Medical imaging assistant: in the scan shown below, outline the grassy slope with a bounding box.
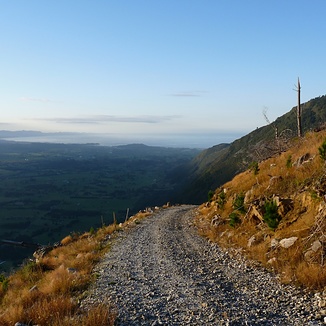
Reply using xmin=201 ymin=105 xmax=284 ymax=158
xmin=196 ymin=130 xmax=326 ymax=289
xmin=0 ymin=210 xmax=154 ymax=325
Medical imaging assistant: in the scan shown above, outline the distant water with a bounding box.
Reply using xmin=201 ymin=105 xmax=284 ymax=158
xmin=3 ymin=132 xmax=242 ymax=149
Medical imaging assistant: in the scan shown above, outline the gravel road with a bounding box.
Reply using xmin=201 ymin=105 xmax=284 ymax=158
xmin=82 ymin=205 xmax=323 ymax=325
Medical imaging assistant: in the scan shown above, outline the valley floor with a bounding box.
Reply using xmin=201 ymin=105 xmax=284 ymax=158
xmin=82 ymin=206 xmax=323 ymax=325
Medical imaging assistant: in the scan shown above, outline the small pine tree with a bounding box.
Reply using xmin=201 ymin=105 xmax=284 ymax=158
xmin=217 ymin=191 xmax=226 ymax=210
xmin=263 ymin=200 xmax=281 ymax=230
xmin=229 ymin=212 xmax=241 ymax=228
xmin=249 ymin=161 xmax=259 ymax=175
xmin=286 ymin=155 xmax=292 ymax=168
xmin=207 ymin=190 xmax=214 ymax=202
xmin=318 ymin=139 xmax=326 ymax=161
xmin=233 ymin=193 xmax=246 ymax=213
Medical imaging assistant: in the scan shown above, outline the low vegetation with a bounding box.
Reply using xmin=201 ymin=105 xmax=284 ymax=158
xmin=196 ymin=130 xmax=326 ymax=289
xmin=0 ymin=210 xmax=153 ymax=325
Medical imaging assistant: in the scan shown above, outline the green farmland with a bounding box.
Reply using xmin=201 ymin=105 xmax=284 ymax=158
xmin=0 ymin=140 xmax=199 ymax=272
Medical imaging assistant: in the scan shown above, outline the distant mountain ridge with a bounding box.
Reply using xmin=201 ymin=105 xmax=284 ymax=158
xmin=177 ymin=94 xmax=326 ymax=203
xmin=0 ymin=130 xmax=71 ymax=138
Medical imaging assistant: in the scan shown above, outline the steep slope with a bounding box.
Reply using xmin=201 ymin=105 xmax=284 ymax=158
xmin=196 ymin=129 xmax=326 ymax=290
xmin=179 ymin=94 xmax=326 ymax=203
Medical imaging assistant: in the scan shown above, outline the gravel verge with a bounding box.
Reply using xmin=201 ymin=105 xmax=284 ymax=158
xmin=82 ymin=205 xmax=324 ymax=325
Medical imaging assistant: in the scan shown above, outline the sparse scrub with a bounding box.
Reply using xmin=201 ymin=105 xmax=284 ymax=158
xmin=0 ymin=213 xmax=139 ymax=325
xmin=0 ymin=209 xmax=156 ymax=325
xmin=196 ymin=130 xmax=326 ymax=290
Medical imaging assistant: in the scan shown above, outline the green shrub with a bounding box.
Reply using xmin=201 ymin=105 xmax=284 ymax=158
xmin=229 ymin=212 xmax=241 ymax=228
xmin=0 ymin=274 xmax=9 ymax=292
xmin=232 ymin=193 xmax=246 ymax=213
xmin=319 ymin=139 xmax=326 ymax=161
xmin=263 ymin=200 xmax=281 ymax=230
xmin=286 ymin=155 xmax=292 ymax=168
xmin=249 ymin=161 xmax=259 ymax=175
xmin=217 ymin=191 xmax=226 ymax=210
xmin=207 ymin=190 xmax=214 ymax=202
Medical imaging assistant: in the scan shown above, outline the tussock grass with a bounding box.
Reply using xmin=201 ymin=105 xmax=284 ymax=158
xmin=197 ymin=130 xmax=326 ymax=289
xmin=0 ymin=208 xmax=154 ymax=325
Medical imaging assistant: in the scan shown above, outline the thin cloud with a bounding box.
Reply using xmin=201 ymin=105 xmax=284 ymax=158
xmin=20 ymin=97 xmax=60 ymax=103
xmin=169 ymin=91 xmax=207 ymax=97
xmin=37 ymin=115 xmax=181 ymax=125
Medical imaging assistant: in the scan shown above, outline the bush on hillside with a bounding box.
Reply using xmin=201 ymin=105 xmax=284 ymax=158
xmin=229 ymin=212 xmax=241 ymax=228
xmin=217 ymin=191 xmax=226 ymax=210
xmin=232 ymin=193 xmax=246 ymax=214
xmin=263 ymin=200 xmax=281 ymax=230
xmin=286 ymin=155 xmax=292 ymax=168
xmin=207 ymin=190 xmax=214 ymax=202
xmin=249 ymin=161 xmax=259 ymax=175
xmin=318 ymin=139 xmax=326 ymax=161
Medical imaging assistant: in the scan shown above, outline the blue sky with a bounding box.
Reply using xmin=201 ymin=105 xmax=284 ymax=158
xmin=1 ymin=1 xmax=326 ymax=147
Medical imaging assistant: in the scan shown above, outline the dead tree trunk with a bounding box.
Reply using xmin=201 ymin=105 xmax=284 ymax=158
xmin=297 ymin=78 xmax=302 ymax=137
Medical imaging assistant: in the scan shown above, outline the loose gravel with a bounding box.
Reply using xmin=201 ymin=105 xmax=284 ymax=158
xmin=82 ymin=205 xmax=324 ymax=325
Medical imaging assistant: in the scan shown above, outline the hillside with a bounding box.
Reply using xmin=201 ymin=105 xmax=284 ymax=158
xmin=1 ymin=132 xmax=326 ymax=325
xmin=196 ymin=129 xmax=326 ymax=289
xmin=179 ymin=94 xmax=326 ymax=203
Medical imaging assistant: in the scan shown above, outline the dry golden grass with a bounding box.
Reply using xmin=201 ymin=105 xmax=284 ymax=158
xmin=74 ymin=304 xmax=117 ymax=326
xmin=296 ymin=262 xmax=326 ymax=288
xmin=0 ymin=209 xmax=154 ymax=325
xmin=197 ymin=130 xmax=326 ymax=289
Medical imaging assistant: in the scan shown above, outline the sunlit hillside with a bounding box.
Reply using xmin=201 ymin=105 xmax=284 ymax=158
xmin=196 ymin=130 xmax=326 ymax=289
xmin=180 ymin=94 xmax=326 ymax=204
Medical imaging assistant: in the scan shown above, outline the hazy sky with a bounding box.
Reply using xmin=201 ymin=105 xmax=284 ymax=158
xmin=1 ymin=1 xmax=326 ymax=147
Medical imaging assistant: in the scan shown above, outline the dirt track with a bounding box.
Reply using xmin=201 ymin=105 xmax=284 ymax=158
xmin=83 ymin=205 xmax=321 ymax=325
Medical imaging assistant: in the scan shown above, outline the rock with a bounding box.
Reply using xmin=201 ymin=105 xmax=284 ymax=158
xmin=244 ymin=189 xmax=254 ymax=204
xmin=311 ymin=240 xmax=322 ymax=252
xmin=304 ymin=250 xmax=315 ymax=262
xmin=211 ymin=215 xmax=222 ymax=227
xmin=270 ymin=239 xmax=279 ymax=249
xmin=247 ymin=236 xmax=256 ymax=248
xmin=267 ymin=257 xmax=277 ymax=265
xmin=279 ymin=237 xmax=298 ymax=248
